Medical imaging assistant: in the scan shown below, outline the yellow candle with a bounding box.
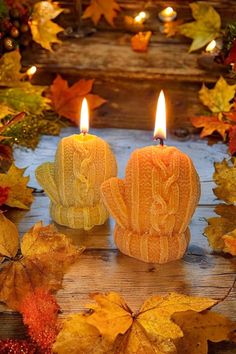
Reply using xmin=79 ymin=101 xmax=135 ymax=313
xmin=101 ymin=91 xmax=200 ymax=263
xmin=158 ymin=7 xmax=177 ymax=22
xmin=36 ymin=98 xmax=117 ymax=230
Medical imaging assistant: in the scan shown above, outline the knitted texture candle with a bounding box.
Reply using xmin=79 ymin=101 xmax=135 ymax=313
xmin=101 ymin=146 xmax=200 ymax=263
xmin=36 ymin=134 xmax=117 ymax=230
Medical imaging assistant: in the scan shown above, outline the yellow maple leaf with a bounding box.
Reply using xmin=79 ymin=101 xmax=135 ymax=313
xmin=179 ymin=2 xmax=221 ymax=52
xmin=30 ymin=0 xmax=64 ymax=51
xmin=0 ymin=213 xmax=18 ymax=263
xmin=82 ymin=0 xmax=120 ymax=26
xmin=53 ymin=313 xmax=112 ymax=354
xmin=199 ymin=76 xmax=236 ymax=114
xmin=204 ymin=204 xmax=236 ymax=254
xmin=0 ymin=221 xmax=84 ymax=310
xmin=0 ymin=163 xmax=34 ymax=209
xmin=85 ymin=292 xmax=216 ymax=353
xmin=213 ymin=158 xmax=236 ymax=203
xmin=173 ymin=310 xmax=236 ymax=354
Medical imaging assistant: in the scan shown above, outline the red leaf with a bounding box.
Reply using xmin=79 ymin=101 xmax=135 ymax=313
xmin=229 ymin=125 xmax=236 ymax=155
xmin=0 ymin=186 xmax=10 ymax=206
xmin=0 ymin=339 xmax=37 ymax=354
xmin=224 ymin=40 xmax=236 ymax=66
xmin=20 ymin=288 xmax=60 ymax=351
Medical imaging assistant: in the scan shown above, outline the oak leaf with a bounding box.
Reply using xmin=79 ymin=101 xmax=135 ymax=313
xmin=191 ymin=116 xmax=231 ymax=139
xmin=0 ymin=213 xmax=18 ymax=263
xmin=49 ymin=75 xmax=106 ymax=124
xmin=179 ymin=2 xmax=221 ymax=52
xmin=131 ymin=31 xmax=152 ymax=52
xmin=0 ymin=51 xmax=24 ymax=87
xmin=86 ymin=292 xmax=216 ymax=353
xmin=163 ymin=20 xmax=184 ymax=38
xmin=173 ymin=310 xmax=236 ymax=354
xmin=213 ymin=158 xmax=236 ymax=203
xmin=82 ymin=0 xmax=120 ymax=26
xmin=199 ymin=76 xmax=236 ymax=114
xmin=53 ymin=314 xmax=112 ymax=354
xmin=0 ymin=163 xmax=33 ymax=209
xmin=204 ymin=204 xmax=236 ymax=254
xmin=0 ymin=221 xmax=84 ymax=310
xmin=30 ymin=0 xmax=64 ymax=51
xmin=20 ymin=288 xmax=60 ymax=351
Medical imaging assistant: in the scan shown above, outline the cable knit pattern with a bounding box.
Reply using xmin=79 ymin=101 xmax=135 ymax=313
xmin=35 ymin=134 xmax=117 ymax=230
xmin=101 ymin=146 xmax=200 ymax=263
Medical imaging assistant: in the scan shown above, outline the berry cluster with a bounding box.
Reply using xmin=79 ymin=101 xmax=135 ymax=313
xmin=0 ymin=7 xmax=32 ymax=54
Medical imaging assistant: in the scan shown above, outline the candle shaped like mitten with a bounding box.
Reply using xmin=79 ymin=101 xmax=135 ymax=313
xmin=35 ymin=134 xmax=117 ymax=230
xmin=101 ymin=146 xmax=200 ymax=263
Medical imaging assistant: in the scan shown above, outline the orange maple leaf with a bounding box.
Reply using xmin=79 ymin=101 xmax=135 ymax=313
xmin=49 ymin=75 xmax=106 ymax=125
xmin=191 ymin=116 xmax=232 ymax=139
xmin=20 ymin=289 xmax=60 ymax=351
xmin=131 ymin=31 xmax=152 ymax=52
xmin=82 ymin=0 xmax=120 ymax=26
xmin=223 ymin=234 xmax=236 ymax=255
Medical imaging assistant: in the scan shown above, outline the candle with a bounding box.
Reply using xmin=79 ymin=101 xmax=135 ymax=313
xmin=134 ymin=11 xmax=147 ymax=25
xmin=205 ymin=40 xmax=217 ymax=53
xmin=35 ymin=98 xmax=117 ymax=230
xmin=158 ymin=7 xmax=177 ymax=22
xmin=26 ymin=66 xmax=37 ymax=80
xmin=101 ymin=91 xmax=200 ymax=263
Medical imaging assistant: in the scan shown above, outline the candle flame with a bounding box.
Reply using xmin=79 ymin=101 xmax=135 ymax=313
xmin=163 ymin=7 xmax=174 ymax=16
xmin=80 ymin=98 xmax=89 ymax=134
xmin=134 ymin=11 xmax=147 ymax=24
xmin=26 ymin=66 xmax=37 ymax=77
xmin=154 ymin=90 xmax=166 ymax=141
xmin=205 ymin=40 xmax=216 ymax=52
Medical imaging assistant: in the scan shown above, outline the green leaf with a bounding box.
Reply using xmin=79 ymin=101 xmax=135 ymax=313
xmin=0 ymin=83 xmax=50 ymax=115
xmin=179 ymin=2 xmax=221 ymax=52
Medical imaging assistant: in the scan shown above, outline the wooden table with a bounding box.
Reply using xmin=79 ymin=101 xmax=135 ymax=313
xmin=1 ymin=127 xmax=236 ymax=353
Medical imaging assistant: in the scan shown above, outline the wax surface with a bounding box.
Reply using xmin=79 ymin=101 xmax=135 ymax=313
xmin=36 ymin=134 xmax=117 ymax=230
xmin=101 ymin=145 xmax=200 ymax=263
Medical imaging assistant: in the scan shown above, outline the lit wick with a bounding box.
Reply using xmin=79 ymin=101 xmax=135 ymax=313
xmin=26 ymin=65 xmax=37 ymax=80
xmin=80 ymin=97 xmax=89 ymax=136
xmin=154 ymin=90 xmax=166 ymax=146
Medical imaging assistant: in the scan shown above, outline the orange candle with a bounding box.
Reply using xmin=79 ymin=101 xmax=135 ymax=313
xmin=101 ymin=91 xmax=200 ymax=263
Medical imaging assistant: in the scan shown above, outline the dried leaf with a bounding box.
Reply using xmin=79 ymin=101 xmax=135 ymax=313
xmin=173 ymin=310 xmax=236 ymax=354
xmin=0 ymin=221 xmax=84 ymax=310
xmin=49 ymin=75 xmax=106 ymax=124
xmin=0 ymin=83 xmax=50 ymax=115
xmin=30 ymin=0 xmax=64 ymax=51
xmin=82 ymin=0 xmax=120 ymax=26
xmin=199 ymin=76 xmax=236 ymax=114
xmin=179 ymin=2 xmax=221 ymax=52
xmin=131 ymin=31 xmax=152 ymax=52
xmin=0 ymin=51 xmax=24 ymax=87
xmin=86 ymin=292 xmax=216 ymax=353
xmin=229 ymin=126 xmax=236 ymax=155
xmin=53 ymin=314 xmax=112 ymax=354
xmin=0 ymin=163 xmax=34 ymax=209
xmin=0 ymin=213 xmax=18 ymax=263
xmin=20 ymin=288 xmax=60 ymax=350
xmin=163 ymin=20 xmax=184 ymax=38
xmin=213 ymin=158 xmax=236 ymax=203
xmin=191 ymin=116 xmax=231 ymax=139
xmin=204 ymin=204 xmax=236 ymax=254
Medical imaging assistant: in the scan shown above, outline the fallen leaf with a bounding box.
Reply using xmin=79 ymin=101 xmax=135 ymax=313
xmin=0 ymin=51 xmax=24 ymax=87
xmin=30 ymin=0 xmax=64 ymax=51
xmin=224 ymin=39 xmax=236 ymax=66
xmin=49 ymin=75 xmax=106 ymax=124
xmin=204 ymin=204 xmax=236 ymax=254
xmin=191 ymin=116 xmax=231 ymax=139
xmin=86 ymin=292 xmax=216 ymax=353
xmin=163 ymin=20 xmax=184 ymax=38
xmin=179 ymin=2 xmax=221 ymax=52
xmin=20 ymin=288 xmax=60 ymax=351
xmin=0 ymin=163 xmax=34 ymax=209
xmin=213 ymin=158 xmax=236 ymax=203
xmin=0 ymin=213 xmax=18 ymax=263
xmin=82 ymin=0 xmax=120 ymax=26
xmin=223 ymin=232 xmax=236 ymax=255
xmin=173 ymin=310 xmax=236 ymax=354
xmin=0 ymin=221 xmax=84 ymax=310
xmin=0 ymin=83 xmax=50 ymax=115
xmin=229 ymin=126 xmax=236 ymax=155
xmin=0 ymin=187 xmax=9 ymax=206
xmin=53 ymin=314 xmax=112 ymax=354
xmin=131 ymin=31 xmax=152 ymax=52
xmin=199 ymin=76 xmax=236 ymax=114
